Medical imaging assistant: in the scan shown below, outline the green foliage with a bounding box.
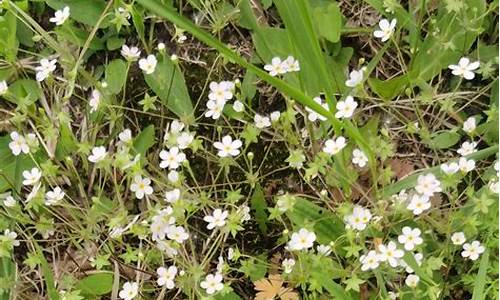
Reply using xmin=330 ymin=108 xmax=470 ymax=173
xmin=76 ymin=273 xmax=114 ymax=296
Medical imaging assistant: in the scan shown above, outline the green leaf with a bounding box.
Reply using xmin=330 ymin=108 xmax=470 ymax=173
xmin=55 ymin=24 xmax=105 ymax=50
xmin=402 ymin=252 xmax=436 ymax=286
xmin=33 ymin=242 xmax=59 ymax=300
xmin=133 ymin=125 xmax=155 ymax=157
xmin=143 ymin=55 xmax=194 ymax=119
xmin=471 ymin=250 xmax=489 ymax=300
xmin=0 ymin=11 xmax=19 ymax=62
xmin=104 ymin=59 xmax=128 ymax=95
xmin=312 ymin=272 xmax=356 ymax=299
xmin=215 ymin=291 xmax=243 ymax=300
xmin=8 ymin=79 xmax=42 ymax=106
xmin=0 ymin=135 xmax=36 ymax=193
xmin=250 ymin=184 xmax=268 ymax=234
xmin=76 ymin=273 xmax=113 ymax=296
xmin=427 ymin=131 xmax=461 ymax=149
xmin=45 ymin=0 xmax=111 ymax=28
xmin=312 ymin=2 xmax=341 ymax=43
xmin=367 ymin=75 xmax=408 ymax=101
xmin=0 ymin=257 xmax=15 ymax=300
xmin=55 ymin=123 xmax=78 ymax=160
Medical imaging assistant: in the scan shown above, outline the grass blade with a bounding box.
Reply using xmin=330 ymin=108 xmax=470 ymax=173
xmin=472 ymin=250 xmax=489 ymax=300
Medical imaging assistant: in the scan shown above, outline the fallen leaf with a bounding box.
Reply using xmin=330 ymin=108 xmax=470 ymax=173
xmin=388 ymin=159 xmax=415 ymax=180
xmin=254 ymin=274 xmax=299 ymax=300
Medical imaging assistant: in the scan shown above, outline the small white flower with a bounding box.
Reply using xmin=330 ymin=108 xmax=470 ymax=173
xmin=208 ymin=81 xmax=234 ymax=102
xmin=177 ymin=34 xmax=187 ymax=43
xmin=4 ymin=229 xmax=19 ymax=247
xmin=378 ymin=241 xmax=404 ymax=267
xmin=227 ymin=247 xmax=235 ymax=260
xmin=489 ymin=180 xmax=499 ymax=194
xmin=388 ymin=291 xmax=399 ymax=300
xmin=254 ymin=114 xmax=271 ymax=129
xmin=440 ymin=162 xmax=459 ymax=175
xmin=166 ymin=225 xmax=189 ymax=243
xmin=451 ymin=232 xmax=466 ymax=245
xmin=373 ymin=18 xmax=397 ymax=42
xmin=26 ymin=183 xmax=41 ymax=202
xmin=306 ymin=97 xmax=328 ymax=122
xmin=0 ymin=80 xmax=8 ymax=95
xmin=129 ymin=175 xmax=153 ymax=200
xmin=200 ymin=273 xmax=224 ymax=295
xmin=88 ymin=146 xmax=107 ymax=163
xmin=214 ymin=135 xmax=242 ymax=158
xmin=157 ymin=265 xmax=177 ymax=289
xmin=322 ymin=136 xmax=347 ymax=155
xmin=345 ymin=205 xmax=372 ymax=231
xmin=233 ymin=100 xmax=245 ymax=112
xmin=121 ymin=45 xmax=141 ymax=61
xmin=345 ymin=67 xmax=366 ymax=87
xmin=3 ymin=194 xmax=16 ymax=207
xmin=237 ymin=205 xmax=251 ymax=222
xmin=448 ymin=57 xmax=480 ymax=80
xmin=352 ymin=149 xmax=368 ymax=168
xmin=9 ymin=131 xmax=30 ymax=156
xmin=119 ymin=281 xmax=138 ymax=300
xmin=264 ymin=57 xmax=286 ymax=76
xmin=463 ymin=117 xmax=476 ymax=133
xmin=45 ymin=187 xmax=65 ymax=206
xmin=138 ymin=55 xmax=157 ymax=74
xmin=316 ymin=244 xmax=332 ymax=256
xmin=405 ymin=274 xmax=420 ymax=288
xmin=203 ymin=209 xmax=229 ymax=230
xmin=398 ymin=226 xmax=423 ymax=251
xmin=415 ymin=173 xmax=442 ymax=197
xmin=205 ymin=99 xmax=226 ymax=119
xmin=282 ymin=258 xmax=295 ymax=274
xmin=164 ymin=189 xmax=181 ymax=203
xmin=49 ymin=6 xmax=70 ymax=26
xmin=282 ymin=56 xmax=300 ymax=72
xmin=360 ymin=250 xmax=380 ymax=271
xmin=89 ymin=89 xmax=101 ymax=113
xmin=335 ymin=96 xmax=358 ymax=119
xmin=35 ymin=58 xmax=57 ymax=82
xmin=168 ymin=170 xmax=179 ymax=183
xmin=157 ymin=42 xmax=166 ymax=50
xmin=118 ymin=129 xmax=133 ymax=143
xmin=458 ymin=157 xmax=475 ymax=173
xmin=159 ymin=147 xmax=186 ymax=169
xmin=270 ymin=111 xmax=281 ymax=122
xmin=22 ymin=168 xmax=42 ymax=186
xmin=461 ymin=240 xmax=485 ymax=261
xmin=287 ymin=228 xmax=316 ymax=251
xmin=457 ymin=141 xmax=478 ymax=156
xmin=407 ymin=194 xmax=431 ymax=215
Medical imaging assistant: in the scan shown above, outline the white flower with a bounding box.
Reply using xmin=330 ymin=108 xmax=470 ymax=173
xmin=316 ymin=244 xmax=332 ymax=256
xmin=177 ymin=34 xmax=187 ymax=43
xmin=282 ymin=56 xmax=300 ymax=72
xmin=398 ymin=227 xmax=423 ymax=251
xmin=138 ymin=55 xmax=157 ymax=74
xmin=157 ymin=42 xmax=166 ymax=50
xmin=214 ymin=135 xmax=242 ymax=158
xmin=208 ymin=81 xmax=234 ymax=102
xmin=168 ymin=170 xmax=179 ymax=183
xmin=489 ymin=180 xmax=499 ymax=194
xmin=165 ymin=189 xmax=181 ymax=203
xmin=9 ymin=131 xmax=30 ymax=156
xmin=159 ymin=147 xmax=186 ymax=169
xmin=373 ymin=18 xmax=397 ymax=42
xmin=463 ymin=117 xmax=476 ymax=133
xmin=458 ymin=157 xmax=475 ymax=173
xmin=88 ymin=146 xmax=107 ymax=163
xmin=254 ymin=114 xmax=271 ymax=129
xmin=270 ymin=111 xmax=281 ymax=122
xmin=322 ymin=136 xmax=347 ymax=155
xmin=49 ymin=6 xmax=70 ymax=25
xmin=461 ymin=240 xmax=485 ymax=260
xmin=448 ymin=57 xmax=480 ymax=80
xmin=282 ymin=258 xmax=295 ymax=274
xmin=89 ymin=89 xmax=101 ymax=113
xmin=400 ymin=252 xmax=423 ymax=273
xmin=4 ymin=229 xmax=19 ymax=247
xmin=352 ymin=149 xmax=368 ymax=168
xmin=45 ymin=187 xmax=65 ymax=206
xmin=440 ymin=162 xmax=459 ymax=175
xmin=287 ymin=228 xmax=316 ymax=251
xmin=237 ymin=205 xmax=251 ymax=222
xmin=200 ymin=273 xmax=224 ymax=295
xmin=407 ymin=194 xmax=431 ymax=215
xmin=129 ymin=175 xmax=153 ymax=199
xmin=157 ymin=266 xmax=177 ymax=289
xmin=0 ymin=80 xmax=8 ymax=95
xmin=205 ymin=99 xmax=225 ymax=119
xmin=405 ymin=274 xmax=420 ymax=288
xmin=166 ymin=225 xmax=189 ymax=243
xmin=415 ymin=174 xmax=442 ymax=197
xmin=35 ymin=58 xmax=57 ymax=81
xmin=3 ymin=194 xmax=16 ymax=207
xmin=457 ymin=141 xmax=477 ymax=156
xmin=121 ymin=45 xmax=141 ymax=61
xmin=494 ymin=161 xmax=499 ymax=177
xmin=203 ymin=209 xmax=229 ymax=230
xmin=233 ymin=100 xmax=245 ymax=112
xmin=335 ymin=96 xmax=358 ymax=119
xmin=119 ymin=282 xmax=138 ymax=300
xmin=391 ymin=189 xmax=409 ymax=206
xmin=118 ymin=129 xmax=133 ymax=143
xmin=26 ymin=182 xmax=41 ymax=202
xmin=451 ymin=232 xmax=466 ymax=245
xmin=360 ymin=250 xmax=380 ymax=271
xmin=345 ymin=205 xmax=372 ymax=231
xmin=306 ymin=97 xmax=328 ymax=122
xmin=227 ymin=247 xmax=235 ymax=260
xmin=22 ymin=168 xmax=42 ymax=186
xmin=264 ymin=57 xmax=286 ymax=76
xmin=378 ymin=241 xmax=404 ymax=267
xmin=388 ymin=291 xmax=399 ymax=300
xmin=177 ymin=132 xmax=194 ymax=149
xmin=345 ymin=68 xmax=365 ymax=87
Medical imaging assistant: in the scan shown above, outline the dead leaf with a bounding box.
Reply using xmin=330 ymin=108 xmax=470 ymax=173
xmin=254 ymin=274 xmax=299 ymax=300
xmin=388 ymin=159 xmax=415 ymax=180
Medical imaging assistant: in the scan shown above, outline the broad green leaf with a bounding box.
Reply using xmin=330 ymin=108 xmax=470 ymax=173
xmin=133 ymin=125 xmax=155 ymax=157
xmin=312 ymin=2 xmax=341 ymax=43
xmin=215 ymin=291 xmax=243 ymax=300
xmin=104 ymin=59 xmax=128 ymax=95
xmin=143 ymin=55 xmax=194 ymax=120
xmin=367 ymin=75 xmax=408 ymax=101
xmin=0 ymin=135 xmax=37 ymax=193
xmin=55 ymin=123 xmax=78 ymax=160
xmin=55 ymin=24 xmax=105 ymax=50
xmin=45 ymin=0 xmax=111 ymax=28
xmin=0 ymin=11 xmax=18 ymax=62
xmin=76 ymin=273 xmax=113 ymax=296
xmin=251 ymin=27 xmax=292 ymax=62
xmin=250 ymin=183 xmax=268 ymax=234
xmin=8 ymin=79 xmax=42 ymax=106
xmin=427 ymin=131 xmax=461 ymax=149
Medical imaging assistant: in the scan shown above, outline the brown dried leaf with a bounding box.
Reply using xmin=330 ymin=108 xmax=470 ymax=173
xmin=388 ymin=159 xmax=415 ymax=180
xmin=278 ymin=287 xmax=299 ymax=300
xmin=254 ymin=274 xmax=283 ymax=300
